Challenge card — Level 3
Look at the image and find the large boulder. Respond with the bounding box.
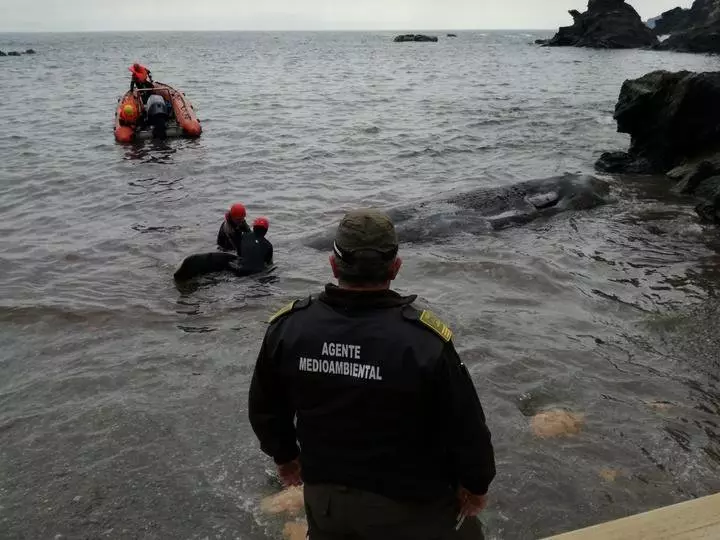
[0,51,6,57]
[596,70,720,224]
[543,0,659,49]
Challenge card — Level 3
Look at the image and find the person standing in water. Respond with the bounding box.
[232,217,273,275]
[249,208,495,540]
[217,203,251,253]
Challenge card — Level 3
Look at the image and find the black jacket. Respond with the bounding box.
[238,231,273,272]
[217,219,251,253]
[248,285,496,503]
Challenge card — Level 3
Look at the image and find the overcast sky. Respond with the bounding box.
[0,0,693,32]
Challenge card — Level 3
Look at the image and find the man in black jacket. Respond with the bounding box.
[249,209,495,540]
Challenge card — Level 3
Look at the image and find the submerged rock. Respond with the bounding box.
[542,0,659,49]
[0,51,6,56]
[25,48,36,54]
[260,486,304,516]
[283,522,308,540]
[531,410,584,438]
[393,34,438,42]
[596,70,720,224]
[7,51,21,56]
[447,33,458,37]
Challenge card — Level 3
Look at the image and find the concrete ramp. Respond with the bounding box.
[543,492,720,540]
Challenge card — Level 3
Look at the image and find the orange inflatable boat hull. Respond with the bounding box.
[113,81,202,143]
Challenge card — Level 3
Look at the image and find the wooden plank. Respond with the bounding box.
[542,493,720,540]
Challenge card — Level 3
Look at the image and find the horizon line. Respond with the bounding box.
[0,28,556,34]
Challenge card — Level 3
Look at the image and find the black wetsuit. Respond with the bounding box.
[249,286,495,539]
[236,230,273,273]
[217,219,251,253]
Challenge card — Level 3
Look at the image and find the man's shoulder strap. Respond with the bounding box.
[401,305,453,343]
[268,295,314,324]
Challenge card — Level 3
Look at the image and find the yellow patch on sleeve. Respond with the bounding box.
[268,300,297,323]
[419,310,453,342]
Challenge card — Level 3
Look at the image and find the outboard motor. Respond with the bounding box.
[145,94,169,138]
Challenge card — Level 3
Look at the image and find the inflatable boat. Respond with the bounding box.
[114,81,202,143]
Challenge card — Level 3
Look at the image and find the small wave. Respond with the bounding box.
[396,146,475,159]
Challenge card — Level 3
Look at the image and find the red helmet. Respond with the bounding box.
[253,217,269,230]
[228,203,246,221]
[129,63,150,82]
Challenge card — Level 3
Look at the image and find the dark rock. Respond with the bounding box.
[694,175,720,200]
[673,161,717,193]
[25,49,36,54]
[535,39,550,45]
[393,34,438,42]
[447,33,457,37]
[0,51,6,57]
[7,51,21,56]
[655,20,720,53]
[650,0,720,53]
[595,151,652,173]
[543,0,659,49]
[695,202,719,222]
[597,69,720,225]
[651,7,695,35]
[596,71,720,173]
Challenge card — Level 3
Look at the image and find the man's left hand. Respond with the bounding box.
[277,459,302,487]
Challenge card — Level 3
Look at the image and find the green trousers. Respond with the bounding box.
[303,484,485,540]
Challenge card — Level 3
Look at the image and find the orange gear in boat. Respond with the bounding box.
[119,101,139,124]
[128,63,150,83]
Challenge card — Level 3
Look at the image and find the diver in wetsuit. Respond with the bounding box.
[231,217,273,276]
[217,203,251,252]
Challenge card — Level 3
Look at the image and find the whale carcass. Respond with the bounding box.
[305,174,611,249]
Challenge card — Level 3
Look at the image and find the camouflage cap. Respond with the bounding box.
[333,209,398,265]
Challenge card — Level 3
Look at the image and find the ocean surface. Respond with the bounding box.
[1,31,720,540]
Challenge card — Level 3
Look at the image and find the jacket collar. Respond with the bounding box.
[319,284,416,309]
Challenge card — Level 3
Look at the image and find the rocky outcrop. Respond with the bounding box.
[651,0,720,53]
[541,0,659,49]
[655,21,720,53]
[596,70,720,224]
[651,7,695,34]
[393,34,438,42]
[1,49,36,56]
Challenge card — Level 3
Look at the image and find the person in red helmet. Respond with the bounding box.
[129,63,153,92]
[231,217,273,275]
[217,203,252,253]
